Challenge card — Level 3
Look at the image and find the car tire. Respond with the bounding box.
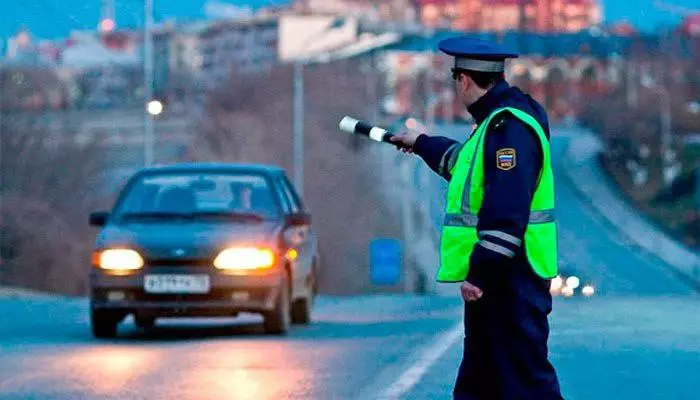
[263,273,291,335]
[91,309,119,339]
[291,297,312,325]
[134,314,156,329]
[291,272,314,325]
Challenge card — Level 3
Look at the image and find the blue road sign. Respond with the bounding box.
[370,238,402,285]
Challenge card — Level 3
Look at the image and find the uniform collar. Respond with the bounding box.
[467,80,511,125]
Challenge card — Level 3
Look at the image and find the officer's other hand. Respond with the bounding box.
[390,132,421,153]
[460,281,483,302]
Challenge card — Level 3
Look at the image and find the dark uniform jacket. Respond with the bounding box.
[413,80,551,285]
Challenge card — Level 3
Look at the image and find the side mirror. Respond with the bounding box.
[284,212,311,246]
[288,211,311,226]
[89,211,110,227]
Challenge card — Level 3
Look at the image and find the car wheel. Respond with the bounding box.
[291,297,312,325]
[291,272,314,325]
[91,308,120,339]
[263,272,291,335]
[134,314,156,329]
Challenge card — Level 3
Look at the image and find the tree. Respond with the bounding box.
[188,58,404,293]
[0,115,106,294]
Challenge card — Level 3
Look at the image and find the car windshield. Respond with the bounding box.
[113,172,280,220]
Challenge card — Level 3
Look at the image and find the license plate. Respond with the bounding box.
[144,274,210,294]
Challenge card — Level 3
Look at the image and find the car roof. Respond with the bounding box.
[136,162,286,177]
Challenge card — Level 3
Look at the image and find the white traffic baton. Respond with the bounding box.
[338,116,410,149]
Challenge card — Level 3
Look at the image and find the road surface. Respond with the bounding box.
[1,133,698,400]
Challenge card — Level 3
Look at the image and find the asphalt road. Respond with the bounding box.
[1,132,698,400]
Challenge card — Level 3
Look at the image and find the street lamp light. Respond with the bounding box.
[143,0,155,166]
[147,100,163,116]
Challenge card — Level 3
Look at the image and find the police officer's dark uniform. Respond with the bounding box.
[411,37,563,399]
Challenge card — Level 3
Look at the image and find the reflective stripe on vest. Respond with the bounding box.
[436,107,558,282]
[443,209,556,227]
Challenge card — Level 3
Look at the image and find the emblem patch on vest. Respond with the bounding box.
[496,148,516,170]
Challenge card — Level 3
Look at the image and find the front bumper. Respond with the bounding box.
[90,266,282,316]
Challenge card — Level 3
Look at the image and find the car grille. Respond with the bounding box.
[145,258,212,267]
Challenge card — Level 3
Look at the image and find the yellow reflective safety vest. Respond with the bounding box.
[437,107,558,282]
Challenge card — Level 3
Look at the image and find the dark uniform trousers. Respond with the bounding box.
[453,252,563,400]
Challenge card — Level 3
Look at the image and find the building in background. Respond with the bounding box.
[607,21,637,37]
[294,0,418,23]
[5,28,35,60]
[4,28,62,65]
[378,30,643,121]
[198,16,279,85]
[420,0,601,33]
[152,22,207,104]
[680,13,700,36]
[278,14,360,61]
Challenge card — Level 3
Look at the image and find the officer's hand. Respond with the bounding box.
[389,132,421,153]
[460,281,483,302]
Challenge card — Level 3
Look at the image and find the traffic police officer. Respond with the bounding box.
[391,36,564,399]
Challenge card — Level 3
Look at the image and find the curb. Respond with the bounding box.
[0,286,52,299]
[560,132,700,287]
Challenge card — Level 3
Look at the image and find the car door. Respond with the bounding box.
[277,175,315,295]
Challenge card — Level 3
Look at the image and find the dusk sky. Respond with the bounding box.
[2,0,698,40]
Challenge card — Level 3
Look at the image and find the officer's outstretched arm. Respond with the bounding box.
[412,134,461,181]
[470,117,542,270]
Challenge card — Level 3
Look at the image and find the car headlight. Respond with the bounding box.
[214,247,276,271]
[95,249,144,271]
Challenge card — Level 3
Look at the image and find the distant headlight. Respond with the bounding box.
[550,275,563,292]
[561,286,574,297]
[95,249,144,271]
[565,276,580,290]
[214,247,276,271]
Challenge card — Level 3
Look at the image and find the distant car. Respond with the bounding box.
[88,163,318,338]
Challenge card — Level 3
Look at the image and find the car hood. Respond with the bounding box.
[95,220,283,259]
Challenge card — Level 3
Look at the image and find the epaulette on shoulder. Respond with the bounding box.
[489,113,512,131]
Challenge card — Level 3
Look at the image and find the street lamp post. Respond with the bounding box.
[656,86,672,252]
[291,17,346,196]
[362,51,379,129]
[0,63,3,280]
[626,59,638,108]
[688,103,700,258]
[292,61,304,196]
[641,76,673,181]
[143,0,155,166]
[659,86,672,155]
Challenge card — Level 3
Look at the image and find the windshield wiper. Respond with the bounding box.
[120,212,193,221]
[190,211,266,222]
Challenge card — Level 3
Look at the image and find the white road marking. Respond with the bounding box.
[377,322,463,400]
